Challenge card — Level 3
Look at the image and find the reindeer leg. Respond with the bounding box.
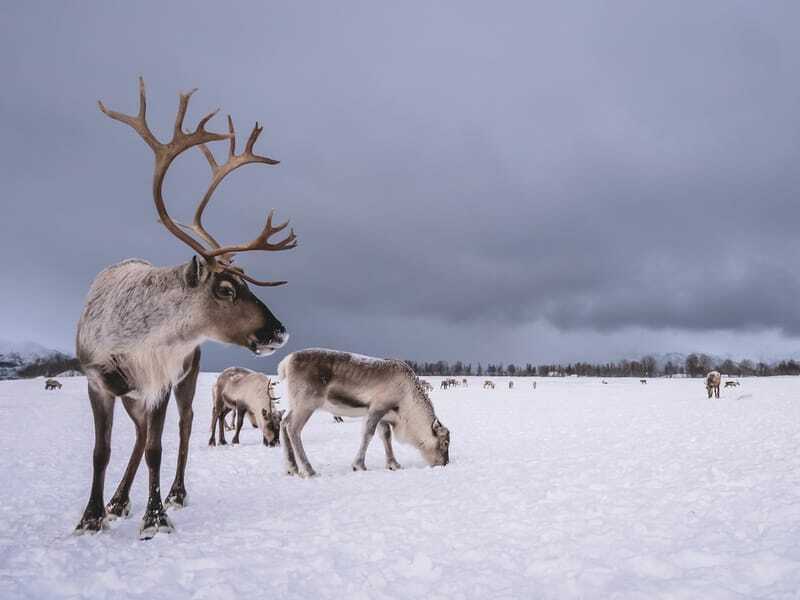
[352,410,387,471]
[75,383,115,533]
[106,396,146,519]
[167,348,199,509]
[139,390,173,540]
[379,421,402,471]
[217,404,228,446]
[281,411,299,476]
[232,408,245,444]
[285,407,317,478]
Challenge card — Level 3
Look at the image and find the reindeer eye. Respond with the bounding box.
[215,281,237,300]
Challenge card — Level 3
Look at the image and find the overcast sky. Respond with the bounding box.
[2,2,800,371]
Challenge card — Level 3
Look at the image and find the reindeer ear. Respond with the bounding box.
[432,418,441,432]
[184,256,208,288]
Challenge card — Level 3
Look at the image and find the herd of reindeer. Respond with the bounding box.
[61,80,740,541]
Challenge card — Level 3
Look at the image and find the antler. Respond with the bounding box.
[99,77,296,286]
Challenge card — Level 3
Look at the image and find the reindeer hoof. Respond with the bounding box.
[208,438,216,447]
[139,510,174,540]
[386,460,403,471]
[232,438,240,445]
[218,439,227,446]
[74,514,108,535]
[352,461,367,472]
[106,498,131,520]
[165,490,186,509]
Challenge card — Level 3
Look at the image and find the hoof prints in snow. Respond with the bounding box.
[1,375,799,598]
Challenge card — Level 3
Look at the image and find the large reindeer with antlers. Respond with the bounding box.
[74,78,297,539]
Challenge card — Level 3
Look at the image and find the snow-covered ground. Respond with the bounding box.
[1,375,799,599]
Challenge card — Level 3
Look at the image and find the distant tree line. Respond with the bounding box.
[17,354,82,378]
[405,353,800,378]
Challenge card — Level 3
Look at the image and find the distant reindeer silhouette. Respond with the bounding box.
[45,379,62,390]
[640,379,647,384]
[483,380,495,389]
[724,380,740,388]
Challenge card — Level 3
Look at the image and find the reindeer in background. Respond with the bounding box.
[209,368,283,447]
[706,371,721,398]
[75,78,297,539]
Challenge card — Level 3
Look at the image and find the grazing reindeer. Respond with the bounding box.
[461,378,468,387]
[74,79,296,539]
[209,367,284,447]
[278,349,450,477]
[419,380,434,393]
[440,380,450,390]
[508,381,514,389]
[640,379,647,384]
[45,379,62,390]
[706,371,721,398]
[724,380,740,388]
[483,380,495,389]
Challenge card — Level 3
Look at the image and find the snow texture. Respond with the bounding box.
[1,375,799,599]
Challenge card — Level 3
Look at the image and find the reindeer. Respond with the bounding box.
[724,380,740,388]
[508,381,514,389]
[74,79,296,539]
[440,380,450,390]
[640,379,647,384]
[706,371,721,398]
[483,380,495,389]
[45,379,62,390]
[461,378,468,387]
[209,367,284,447]
[278,349,450,477]
[419,379,434,393]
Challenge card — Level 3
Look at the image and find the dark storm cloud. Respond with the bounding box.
[2,1,800,368]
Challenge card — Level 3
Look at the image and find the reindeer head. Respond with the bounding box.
[259,380,284,446]
[100,78,297,356]
[420,417,450,467]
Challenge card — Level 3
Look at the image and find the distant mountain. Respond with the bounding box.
[0,340,81,380]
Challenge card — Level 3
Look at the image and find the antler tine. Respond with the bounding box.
[98,76,160,151]
[220,264,288,287]
[207,209,297,258]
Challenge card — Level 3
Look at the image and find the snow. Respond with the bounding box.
[1,375,799,598]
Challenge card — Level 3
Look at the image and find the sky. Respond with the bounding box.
[2,2,800,371]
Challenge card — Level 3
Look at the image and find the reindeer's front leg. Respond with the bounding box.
[379,421,402,471]
[107,396,147,519]
[140,390,173,540]
[75,383,115,533]
[352,410,387,471]
[167,348,200,509]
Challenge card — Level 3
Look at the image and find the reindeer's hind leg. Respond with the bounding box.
[281,412,299,476]
[379,421,402,471]
[352,410,388,471]
[284,407,317,478]
[232,408,246,444]
[167,348,200,508]
[75,382,115,533]
[139,390,173,540]
[106,396,147,519]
